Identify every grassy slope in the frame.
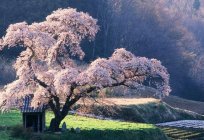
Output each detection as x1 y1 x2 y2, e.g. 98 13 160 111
76 98 204 123
0 111 168 140
118 102 204 123
164 96 204 115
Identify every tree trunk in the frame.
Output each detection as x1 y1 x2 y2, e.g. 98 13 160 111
49 117 62 132
48 106 70 132
48 93 80 132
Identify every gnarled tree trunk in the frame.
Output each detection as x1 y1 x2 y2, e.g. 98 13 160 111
48 90 82 131
48 111 69 132
48 99 72 132
49 117 62 132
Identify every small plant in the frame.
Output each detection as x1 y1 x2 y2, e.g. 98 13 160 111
10 125 25 138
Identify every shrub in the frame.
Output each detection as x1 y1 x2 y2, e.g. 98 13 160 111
10 125 34 139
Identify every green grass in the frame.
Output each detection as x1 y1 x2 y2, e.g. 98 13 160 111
0 110 168 140
0 110 21 126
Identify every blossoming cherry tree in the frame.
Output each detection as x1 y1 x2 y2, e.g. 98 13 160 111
0 8 171 131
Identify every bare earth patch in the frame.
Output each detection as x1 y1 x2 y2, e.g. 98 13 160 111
78 98 160 106
103 98 160 105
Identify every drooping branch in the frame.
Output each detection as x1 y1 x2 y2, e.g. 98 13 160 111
60 79 126 117
27 47 49 88
26 46 60 113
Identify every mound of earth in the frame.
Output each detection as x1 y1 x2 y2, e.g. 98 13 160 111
75 98 204 124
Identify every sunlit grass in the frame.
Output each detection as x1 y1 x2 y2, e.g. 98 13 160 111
46 111 155 130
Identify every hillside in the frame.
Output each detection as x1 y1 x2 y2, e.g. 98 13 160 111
75 98 204 123
164 96 204 115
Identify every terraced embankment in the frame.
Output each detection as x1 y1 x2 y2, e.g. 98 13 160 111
164 96 204 115
160 127 204 140
76 98 204 123
157 120 204 139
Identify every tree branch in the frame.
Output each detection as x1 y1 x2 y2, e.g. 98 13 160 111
27 46 59 114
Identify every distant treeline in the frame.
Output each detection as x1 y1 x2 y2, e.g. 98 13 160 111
1 0 204 101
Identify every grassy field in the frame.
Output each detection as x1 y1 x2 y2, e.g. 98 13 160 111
0 110 168 140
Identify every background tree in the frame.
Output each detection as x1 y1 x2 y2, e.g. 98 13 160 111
0 57 15 85
194 0 201 10
0 8 170 131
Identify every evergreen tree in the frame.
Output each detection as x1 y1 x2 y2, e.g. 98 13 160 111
193 0 200 10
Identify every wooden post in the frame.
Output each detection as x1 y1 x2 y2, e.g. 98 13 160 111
43 112 45 132
24 114 27 128
37 114 40 132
